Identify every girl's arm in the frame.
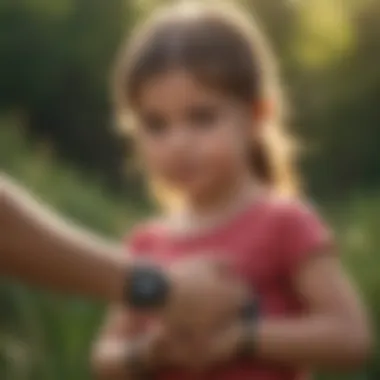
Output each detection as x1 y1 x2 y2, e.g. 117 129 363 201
208 204 371 370
251 255 372 368
247 202 372 368
208 255 371 370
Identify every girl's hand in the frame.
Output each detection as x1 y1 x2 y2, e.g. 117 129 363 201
161 322 246 372
143 323 214 371
142 322 203 370
203 322 246 367
141 324 170 368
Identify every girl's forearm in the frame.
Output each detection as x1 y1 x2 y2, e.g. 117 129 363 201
0 174 128 302
253 316 371 368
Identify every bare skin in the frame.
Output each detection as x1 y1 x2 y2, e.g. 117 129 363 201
0 174 126 302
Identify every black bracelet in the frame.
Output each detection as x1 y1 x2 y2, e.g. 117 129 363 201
237 320 257 359
240 299 259 322
238 298 260 358
124 262 170 310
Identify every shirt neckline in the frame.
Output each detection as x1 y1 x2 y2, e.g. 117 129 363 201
159 191 270 246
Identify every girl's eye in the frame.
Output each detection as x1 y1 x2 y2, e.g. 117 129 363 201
187 105 219 128
141 114 168 136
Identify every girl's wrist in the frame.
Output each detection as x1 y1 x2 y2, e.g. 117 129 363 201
236 320 258 358
237 299 260 358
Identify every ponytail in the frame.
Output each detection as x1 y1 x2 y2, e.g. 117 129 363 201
249 122 299 196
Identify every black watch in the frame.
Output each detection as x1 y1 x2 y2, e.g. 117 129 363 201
124 262 170 310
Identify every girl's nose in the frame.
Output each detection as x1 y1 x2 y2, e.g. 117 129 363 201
168 127 192 150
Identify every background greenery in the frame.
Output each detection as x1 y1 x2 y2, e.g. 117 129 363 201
0 0 379 379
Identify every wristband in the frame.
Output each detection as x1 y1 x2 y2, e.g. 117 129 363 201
238 298 259 358
237 320 257 358
240 298 259 322
124 262 170 310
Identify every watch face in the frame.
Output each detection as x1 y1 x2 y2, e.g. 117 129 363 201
127 264 169 309
136 274 159 298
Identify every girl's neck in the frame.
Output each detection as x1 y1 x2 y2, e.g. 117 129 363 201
169 174 263 236
188 175 257 215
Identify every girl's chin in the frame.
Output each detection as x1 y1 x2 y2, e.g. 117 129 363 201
172 181 210 196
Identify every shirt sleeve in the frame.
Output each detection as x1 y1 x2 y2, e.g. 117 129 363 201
279 200 335 276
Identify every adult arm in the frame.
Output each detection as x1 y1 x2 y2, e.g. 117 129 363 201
0 174 233 317
0 173 129 302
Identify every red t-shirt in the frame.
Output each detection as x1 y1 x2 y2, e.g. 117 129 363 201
125 195 333 380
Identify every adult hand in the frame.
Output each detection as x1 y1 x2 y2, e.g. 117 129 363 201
160 320 253 372
159 256 249 370
164 256 246 332
196 322 246 369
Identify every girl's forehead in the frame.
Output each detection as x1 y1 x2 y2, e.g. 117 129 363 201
135 70 234 111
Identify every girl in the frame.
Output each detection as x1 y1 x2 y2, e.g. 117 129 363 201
92 2 371 380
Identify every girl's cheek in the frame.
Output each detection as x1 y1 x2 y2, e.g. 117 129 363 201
139 142 158 165
144 143 174 172
140 148 167 175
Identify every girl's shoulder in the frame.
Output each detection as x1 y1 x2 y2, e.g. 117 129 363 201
264 194 335 274
261 193 324 224
264 194 332 244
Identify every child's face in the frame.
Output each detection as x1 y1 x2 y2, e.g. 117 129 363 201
134 69 255 199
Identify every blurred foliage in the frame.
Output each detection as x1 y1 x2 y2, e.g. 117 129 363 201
0 0 131 189
0 0 379 196
0 0 380 379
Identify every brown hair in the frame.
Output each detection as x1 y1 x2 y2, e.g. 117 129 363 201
114 1 299 199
